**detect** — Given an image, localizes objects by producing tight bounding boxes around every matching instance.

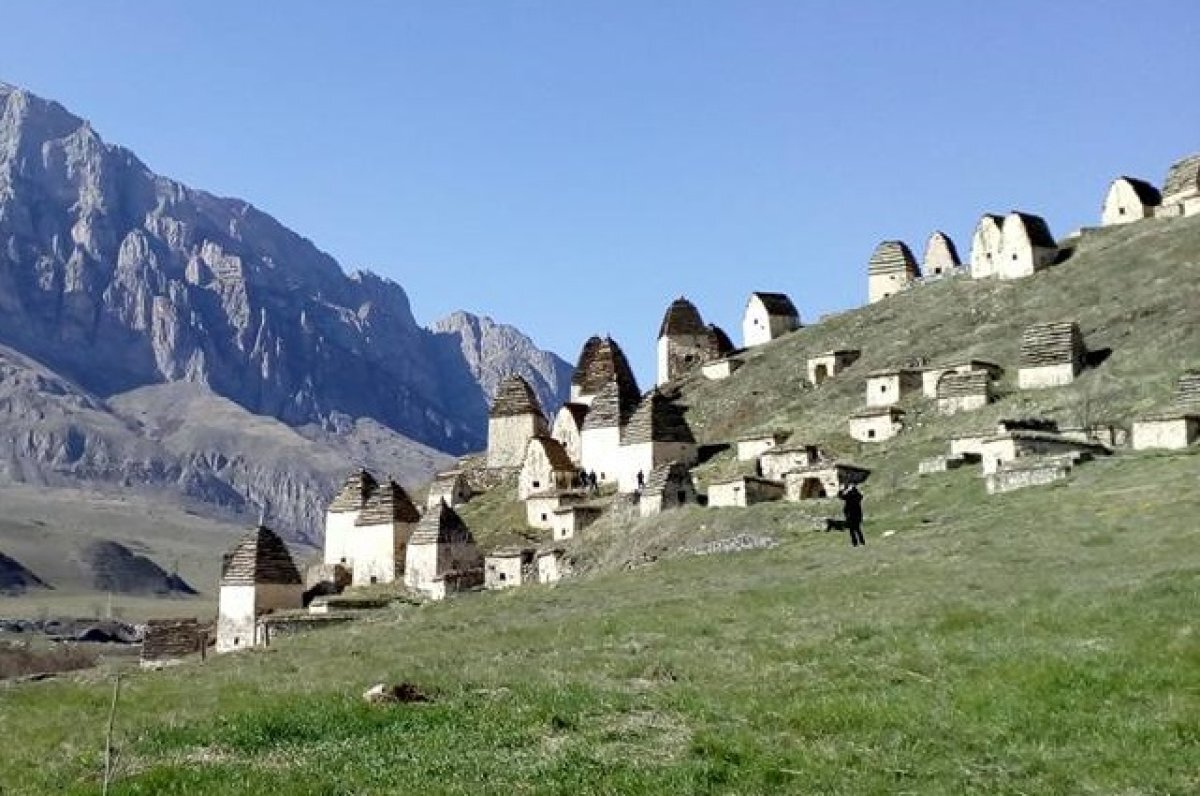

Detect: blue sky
[3,2,1198,384]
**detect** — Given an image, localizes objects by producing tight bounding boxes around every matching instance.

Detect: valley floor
[1,448,1198,794]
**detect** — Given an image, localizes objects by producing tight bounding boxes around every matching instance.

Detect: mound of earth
[0,551,50,595]
[78,541,198,597]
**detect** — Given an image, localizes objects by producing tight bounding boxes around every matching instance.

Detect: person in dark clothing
[838,482,865,547]
[636,470,645,491]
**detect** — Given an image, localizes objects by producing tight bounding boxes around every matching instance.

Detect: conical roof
[658,297,707,338]
[490,374,545,419]
[570,336,640,398]
[220,526,302,586]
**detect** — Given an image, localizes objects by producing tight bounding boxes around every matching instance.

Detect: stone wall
[1131,416,1199,450]
[487,413,547,469]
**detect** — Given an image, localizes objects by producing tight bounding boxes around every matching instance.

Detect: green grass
[3,216,1199,793]
[2,449,1197,794]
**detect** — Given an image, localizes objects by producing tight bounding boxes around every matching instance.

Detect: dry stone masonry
[1132,371,1200,450]
[867,240,921,303]
[936,370,994,415]
[1018,322,1085,389]
[656,297,734,386]
[487,375,550,469]
[217,525,304,654]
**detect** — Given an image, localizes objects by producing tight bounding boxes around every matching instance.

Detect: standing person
[636,470,645,492]
[838,482,865,547]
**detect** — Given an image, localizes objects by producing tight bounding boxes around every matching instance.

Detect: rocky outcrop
[0,83,566,455]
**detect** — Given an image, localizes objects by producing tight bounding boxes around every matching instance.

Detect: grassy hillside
[1,216,1198,793]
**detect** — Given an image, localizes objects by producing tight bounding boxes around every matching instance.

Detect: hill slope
[2,189,1199,793]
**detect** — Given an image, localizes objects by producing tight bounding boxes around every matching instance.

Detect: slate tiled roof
[571,336,640,398]
[867,240,920,276]
[1007,212,1056,248]
[355,480,421,525]
[623,391,695,445]
[1019,322,1083,367]
[220,526,302,586]
[749,292,798,318]
[1114,176,1162,206]
[328,469,378,513]
[409,502,475,546]
[642,461,694,497]
[937,370,992,398]
[556,402,589,430]
[490,374,546,419]
[658,297,708,337]
[707,324,735,355]
[1174,371,1200,408]
[1163,154,1200,198]
[525,436,576,472]
[581,380,639,431]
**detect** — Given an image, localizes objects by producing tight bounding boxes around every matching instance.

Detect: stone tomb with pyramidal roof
[217,525,304,653]
[323,469,421,587]
[403,502,482,600]
[1132,371,1200,450]
[867,240,921,303]
[569,336,640,406]
[487,374,550,469]
[639,461,699,518]
[656,297,735,387]
[616,390,697,494]
[1018,322,1085,389]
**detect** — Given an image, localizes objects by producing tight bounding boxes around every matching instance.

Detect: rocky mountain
[0,82,568,456]
[431,311,571,418]
[0,81,572,546]
[0,340,452,541]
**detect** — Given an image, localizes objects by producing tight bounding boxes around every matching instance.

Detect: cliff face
[0,83,566,455]
[430,311,572,420]
[0,82,572,541]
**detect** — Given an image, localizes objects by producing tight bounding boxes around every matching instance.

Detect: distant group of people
[573,470,601,494]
